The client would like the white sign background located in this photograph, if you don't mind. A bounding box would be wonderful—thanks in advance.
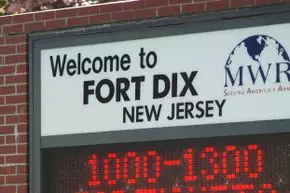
[41,23,290,136]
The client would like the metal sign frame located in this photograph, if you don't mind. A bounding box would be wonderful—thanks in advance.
[29,4,290,193]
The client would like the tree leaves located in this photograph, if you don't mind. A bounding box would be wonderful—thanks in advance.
[0,0,122,15]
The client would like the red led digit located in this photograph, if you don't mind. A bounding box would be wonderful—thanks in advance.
[136,189,158,193]
[257,190,277,193]
[201,146,219,180]
[243,144,263,178]
[172,187,181,193]
[261,183,277,193]
[183,148,197,181]
[222,145,240,179]
[262,184,272,189]
[143,150,160,183]
[112,191,124,193]
[123,151,140,184]
[88,154,100,187]
[163,160,181,166]
[187,186,194,192]
[231,184,254,190]
[209,185,228,191]
[103,152,121,185]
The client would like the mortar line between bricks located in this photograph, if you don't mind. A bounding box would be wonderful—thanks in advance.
[0,102,27,106]
[0,163,27,167]
[2,43,27,46]
[0,93,28,96]
[0,153,27,156]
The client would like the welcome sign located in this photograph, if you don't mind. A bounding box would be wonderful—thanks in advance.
[41,22,290,136]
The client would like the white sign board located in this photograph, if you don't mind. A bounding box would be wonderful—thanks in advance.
[41,23,290,136]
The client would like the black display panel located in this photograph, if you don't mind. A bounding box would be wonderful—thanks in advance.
[44,134,290,193]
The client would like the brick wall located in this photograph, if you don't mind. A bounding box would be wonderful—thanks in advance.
[0,0,289,192]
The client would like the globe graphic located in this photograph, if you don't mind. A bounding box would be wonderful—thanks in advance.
[226,35,290,67]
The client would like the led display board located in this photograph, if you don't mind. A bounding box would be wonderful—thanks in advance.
[29,5,290,193]
[45,135,290,193]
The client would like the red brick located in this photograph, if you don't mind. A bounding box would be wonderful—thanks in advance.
[146,0,169,7]
[18,185,28,193]
[231,0,254,7]
[17,165,28,174]
[0,156,4,164]
[206,0,229,11]
[6,175,27,184]
[6,94,27,104]
[0,166,16,175]
[17,84,28,94]
[0,16,12,25]
[67,17,89,27]
[89,14,111,24]
[158,5,180,16]
[0,97,4,105]
[0,116,5,125]
[5,35,26,44]
[56,9,78,18]
[45,19,66,29]
[0,136,4,144]
[35,11,55,20]
[0,105,16,114]
[0,145,16,154]
[0,125,14,134]
[0,45,16,54]
[135,8,157,19]
[0,37,4,44]
[123,0,145,10]
[112,12,134,21]
[78,6,100,16]
[17,124,28,133]
[6,136,16,144]
[170,0,191,4]
[13,14,34,24]
[0,77,3,84]
[6,115,19,124]
[5,54,27,64]
[0,186,16,193]
[17,104,28,114]
[0,56,3,65]
[3,24,24,34]
[24,22,45,33]
[0,176,4,185]
[100,3,122,13]
[17,133,28,143]
[6,155,27,164]
[19,114,27,123]
[0,65,15,75]
[5,74,27,84]
[17,44,27,54]
[18,145,28,154]
[0,85,16,95]
[16,64,28,74]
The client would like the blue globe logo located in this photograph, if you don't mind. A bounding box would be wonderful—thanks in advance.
[224,35,290,87]
[226,35,290,67]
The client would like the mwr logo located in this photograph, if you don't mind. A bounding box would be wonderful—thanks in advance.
[224,35,290,96]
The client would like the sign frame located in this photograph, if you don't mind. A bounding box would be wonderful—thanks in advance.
[29,4,290,193]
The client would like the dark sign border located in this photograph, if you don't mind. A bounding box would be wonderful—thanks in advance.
[29,4,290,193]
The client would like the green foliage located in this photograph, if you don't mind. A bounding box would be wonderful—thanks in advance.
[0,0,122,15]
